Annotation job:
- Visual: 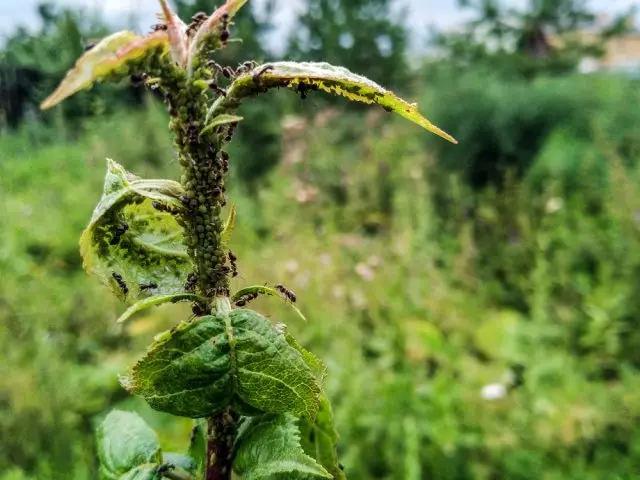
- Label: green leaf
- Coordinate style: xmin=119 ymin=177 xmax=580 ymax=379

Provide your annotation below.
xmin=121 ymin=310 xmax=322 ymax=418
xmin=284 ymin=333 xmax=327 ymax=384
xmin=41 ymin=31 xmax=168 ymax=110
xmin=81 ymin=159 xmax=192 ymax=303
xmin=207 ymin=61 xmax=457 ymax=144
xmin=116 ymin=293 xmax=204 ymax=324
xmin=97 ymin=410 xmax=162 ymax=480
xmin=162 ymin=453 xmax=198 ymax=475
xmin=299 ymin=395 xmax=346 ymax=480
xmin=200 ymin=115 xmax=244 ymax=137
xmin=187 ymin=419 xmax=207 ymax=475
xmin=232 ymin=286 xmax=307 ymax=322
xmin=233 ymin=414 xmax=332 ymax=480
xmin=119 ymin=465 xmax=161 ymax=480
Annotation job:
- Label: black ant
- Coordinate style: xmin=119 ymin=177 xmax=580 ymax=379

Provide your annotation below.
xmin=112 ymin=272 xmax=128 ymax=296
xmin=236 ymin=61 xmax=258 ymax=76
xmin=152 ymin=200 xmax=180 ymax=215
xmin=84 ymin=41 xmax=96 ymax=52
xmin=235 ymin=291 xmax=258 ymax=307
xmin=275 ymin=284 xmax=297 ymax=303
xmin=139 ymin=282 xmax=158 ymax=291
xmin=252 ymin=65 xmax=274 ymax=85
xmin=228 ymin=250 xmax=238 ymax=277
xmin=192 ymin=303 xmax=206 ymax=316
xmin=208 ymin=81 xmax=227 ymax=97
xmin=187 ymin=12 xmax=208 ymax=36
xmin=151 ymin=23 xmax=168 ymax=32
xmin=220 ymin=151 xmax=229 ymax=172
xmin=110 ymin=222 xmax=129 ymax=245
xmin=183 ymin=272 xmax=197 ymax=292
xmin=220 ymin=13 xmax=230 ymax=43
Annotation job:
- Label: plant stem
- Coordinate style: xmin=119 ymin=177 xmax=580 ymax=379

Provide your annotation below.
xmin=205 ymin=410 xmax=237 ymax=480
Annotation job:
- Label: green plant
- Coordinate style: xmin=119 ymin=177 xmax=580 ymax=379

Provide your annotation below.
xmin=39 ymin=1 xmax=456 ymax=478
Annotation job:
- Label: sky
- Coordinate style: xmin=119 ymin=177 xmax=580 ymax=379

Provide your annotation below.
xmin=0 ymin=0 xmax=638 ymax=50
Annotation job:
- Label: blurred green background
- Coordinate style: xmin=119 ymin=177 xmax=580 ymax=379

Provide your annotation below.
xmin=2 ymin=0 xmax=640 ymax=478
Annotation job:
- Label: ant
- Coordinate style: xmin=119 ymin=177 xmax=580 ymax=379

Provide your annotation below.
xmin=228 ymin=250 xmax=238 ymax=277
xmin=220 ymin=13 xmax=230 ymax=43
xmin=183 ymin=272 xmax=197 ymax=292
xmin=235 ymin=61 xmax=259 ymax=76
xmin=151 ymin=23 xmax=168 ymax=32
xmin=152 ymin=200 xmax=180 ymax=215
xmin=84 ymin=41 xmax=96 ymax=52
xmin=235 ymin=291 xmax=258 ymax=307
xmin=220 ymin=151 xmax=229 ymax=172
xmin=275 ymin=284 xmax=297 ymax=303
xmin=252 ymin=65 xmax=274 ymax=85
xmin=208 ymin=80 xmax=227 ymax=97
xmin=112 ymin=272 xmax=128 ymax=296
xmin=110 ymin=222 xmax=129 ymax=245
xmin=139 ymin=282 xmax=158 ymax=291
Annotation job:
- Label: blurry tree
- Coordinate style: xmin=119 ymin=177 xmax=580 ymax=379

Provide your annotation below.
xmin=287 ymin=0 xmax=409 ymax=89
xmin=0 ymin=3 xmax=144 ymax=134
xmin=432 ymin=0 xmax=634 ymax=78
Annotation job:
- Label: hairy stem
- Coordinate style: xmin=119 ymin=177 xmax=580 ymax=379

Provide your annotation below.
xmin=205 ymin=410 xmax=237 ymax=480
xmin=164 ymin=75 xmax=237 ymax=477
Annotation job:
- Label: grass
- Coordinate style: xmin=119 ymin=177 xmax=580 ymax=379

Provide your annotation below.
xmin=2 ymin=92 xmax=640 ymax=479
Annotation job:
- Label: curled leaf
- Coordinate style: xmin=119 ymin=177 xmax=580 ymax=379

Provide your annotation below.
xmin=122 ymin=310 xmax=322 ymax=418
xmin=207 ymin=61 xmax=457 ymax=143
xmin=81 ymin=159 xmax=192 ymax=303
xmin=200 ymin=114 xmax=244 ymax=137
xmin=158 ymin=0 xmax=189 ymax=65
xmin=233 ymin=413 xmax=331 ymax=479
xmin=299 ymin=395 xmax=346 ymax=479
xmin=232 ymin=285 xmax=307 ymax=322
xmin=41 ymin=31 xmax=168 ymax=110
xmin=187 ymin=0 xmax=249 ymax=74
xmin=116 ymin=293 xmax=204 ymax=324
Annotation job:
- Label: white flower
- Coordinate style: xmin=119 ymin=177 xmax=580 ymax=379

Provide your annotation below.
xmin=355 ymin=262 xmax=375 ymax=281
xmin=545 ymin=197 xmax=563 ymax=214
xmin=481 ymin=383 xmax=507 ymax=401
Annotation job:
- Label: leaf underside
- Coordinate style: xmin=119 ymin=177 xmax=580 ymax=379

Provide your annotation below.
xmin=233 ymin=413 xmax=332 ymax=479
xmin=97 ymin=410 xmax=162 ymax=480
xmin=80 ymin=159 xmax=192 ymax=304
xmin=208 ymin=61 xmax=457 ymax=144
xmin=41 ymin=31 xmax=168 ymax=110
xmin=122 ymin=309 xmax=322 ymax=419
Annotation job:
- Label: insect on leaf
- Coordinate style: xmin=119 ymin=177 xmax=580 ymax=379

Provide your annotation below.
xmin=40 ymin=31 xmax=168 ymax=110
xmin=200 ymin=114 xmax=244 ymax=137
xmin=116 ymin=293 xmax=204 ymax=324
xmin=121 ymin=310 xmax=322 ymax=418
xmin=187 ymin=0 xmax=249 ymax=74
xmin=233 ymin=413 xmax=332 ymax=480
xmin=208 ymin=61 xmax=457 ymax=143
xmin=232 ymin=285 xmax=307 ymax=322
xmin=97 ymin=410 xmax=162 ymax=480
xmin=80 ymin=159 xmax=192 ymax=304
